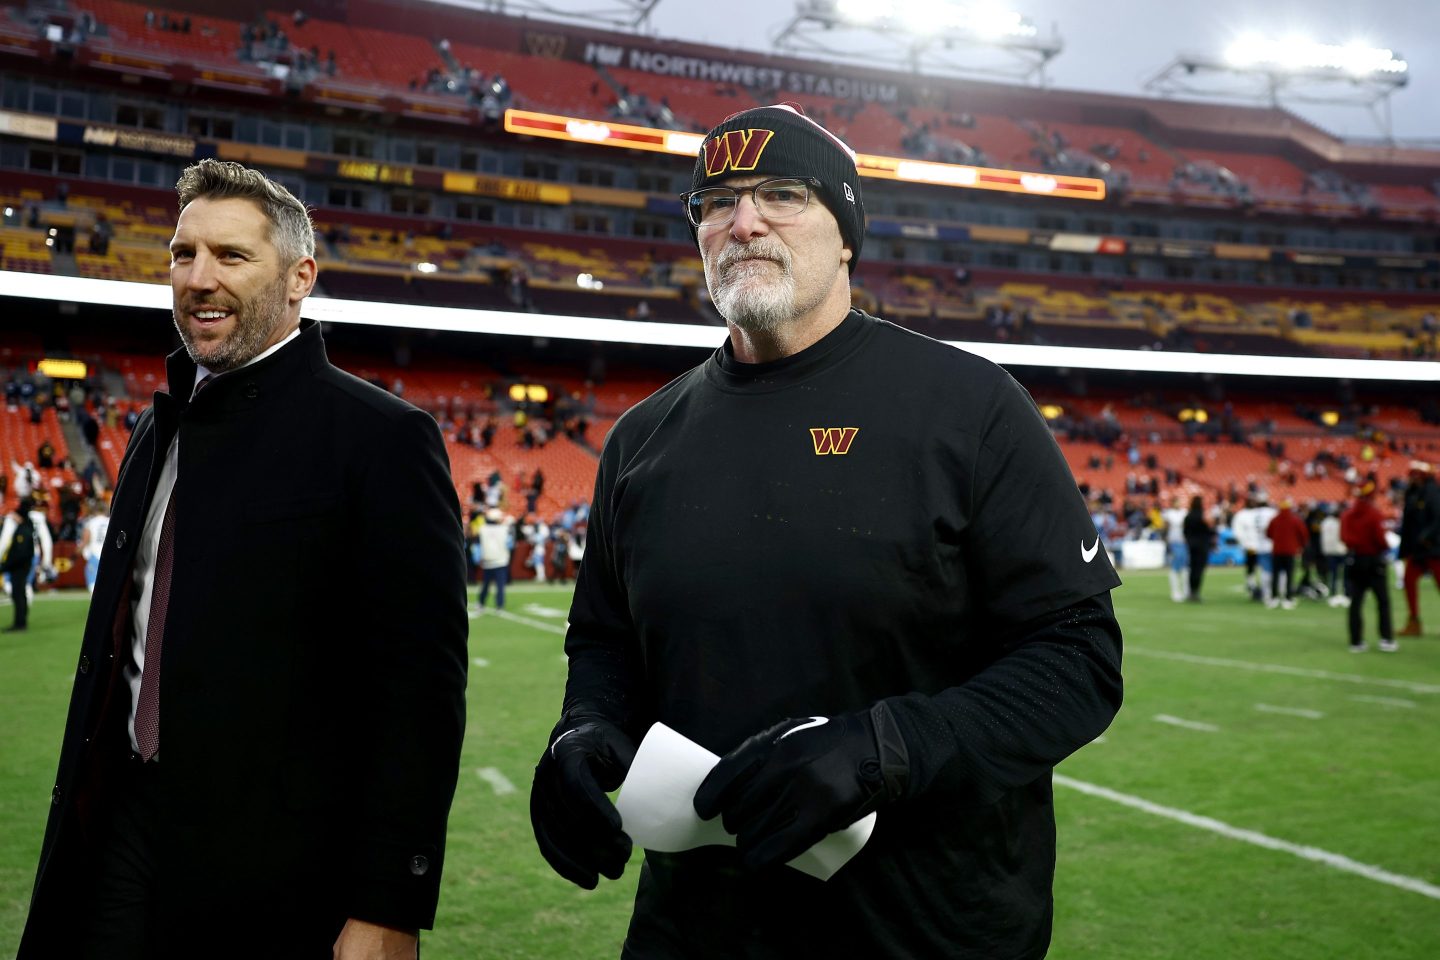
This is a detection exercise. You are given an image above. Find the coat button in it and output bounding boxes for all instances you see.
[115,530,127,549]
[51,786,61,806]
[409,855,429,876]
[243,383,259,399]
[78,656,91,675]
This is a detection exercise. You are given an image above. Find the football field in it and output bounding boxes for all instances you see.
[2,567,1437,958]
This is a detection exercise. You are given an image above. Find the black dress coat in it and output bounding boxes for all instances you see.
[19,320,469,957]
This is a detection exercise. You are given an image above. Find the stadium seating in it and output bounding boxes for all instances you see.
[0,227,54,275]
[80,0,241,65]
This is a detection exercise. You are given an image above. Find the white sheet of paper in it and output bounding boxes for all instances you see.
[615,722,875,881]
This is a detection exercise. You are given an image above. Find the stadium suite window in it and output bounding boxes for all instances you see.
[327,186,366,209]
[522,159,558,180]
[59,92,85,119]
[572,211,612,234]
[187,115,236,140]
[116,103,165,130]
[390,192,432,216]
[334,132,375,159]
[631,217,668,240]
[576,166,615,187]
[455,200,494,222]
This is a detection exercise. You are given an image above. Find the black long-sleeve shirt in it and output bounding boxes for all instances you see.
[562,310,1123,959]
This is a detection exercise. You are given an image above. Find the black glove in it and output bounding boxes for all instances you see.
[693,702,910,872]
[530,717,637,889]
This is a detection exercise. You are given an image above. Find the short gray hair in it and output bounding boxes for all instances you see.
[176,159,315,265]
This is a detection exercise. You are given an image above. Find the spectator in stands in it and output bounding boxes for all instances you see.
[1266,498,1309,609]
[1341,481,1396,652]
[36,440,54,470]
[477,508,514,610]
[11,459,38,499]
[1398,460,1440,636]
[89,212,113,256]
[18,160,466,960]
[530,103,1122,959]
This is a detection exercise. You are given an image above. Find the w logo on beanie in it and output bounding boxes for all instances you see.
[702,129,776,176]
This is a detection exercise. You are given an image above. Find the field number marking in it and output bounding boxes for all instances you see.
[1055,774,1440,901]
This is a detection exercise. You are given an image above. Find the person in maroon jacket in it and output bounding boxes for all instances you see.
[1341,481,1396,652]
[1266,499,1310,609]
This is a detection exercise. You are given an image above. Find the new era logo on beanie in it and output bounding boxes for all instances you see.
[688,102,866,272]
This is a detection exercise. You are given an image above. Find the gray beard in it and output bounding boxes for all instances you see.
[707,244,797,335]
[174,272,288,373]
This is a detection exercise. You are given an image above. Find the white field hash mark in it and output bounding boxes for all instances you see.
[1054,774,1440,901]
[476,768,517,795]
[489,608,568,636]
[1349,695,1417,708]
[1254,703,1324,719]
[1154,714,1219,732]
[1127,646,1440,695]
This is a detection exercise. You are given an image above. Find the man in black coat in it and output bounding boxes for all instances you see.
[18,160,469,959]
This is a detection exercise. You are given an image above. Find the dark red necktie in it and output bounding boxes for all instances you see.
[134,375,209,760]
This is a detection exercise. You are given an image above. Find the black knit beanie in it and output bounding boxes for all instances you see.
[687,102,865,273]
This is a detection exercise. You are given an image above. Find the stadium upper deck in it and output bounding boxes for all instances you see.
[1,0,1437,361]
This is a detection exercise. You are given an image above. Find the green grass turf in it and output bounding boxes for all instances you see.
[2,569,1438,958]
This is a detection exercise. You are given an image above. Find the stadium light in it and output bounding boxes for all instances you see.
[772,0,1061,85]
[4,270,1438,383]
[1148,32,1410,139]
[1223,36,1407,77]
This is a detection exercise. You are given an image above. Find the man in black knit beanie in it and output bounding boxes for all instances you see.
[531,102,1124,959]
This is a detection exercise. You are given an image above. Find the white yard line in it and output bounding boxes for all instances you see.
[1348,695,1417,709]
[476,767,517,795]
[471,657,490,667]
[1127,646,1440,695]
[1054,774,1440,901]
[488,608,568,636]
[1154,714,1219,732]
[1254,703,1324,719]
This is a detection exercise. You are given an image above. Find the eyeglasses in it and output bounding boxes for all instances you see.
[680,177,821,228]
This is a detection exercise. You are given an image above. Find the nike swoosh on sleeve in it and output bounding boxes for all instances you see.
[1081,538,1100,563]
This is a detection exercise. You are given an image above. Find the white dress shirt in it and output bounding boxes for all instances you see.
[126,329,300,755]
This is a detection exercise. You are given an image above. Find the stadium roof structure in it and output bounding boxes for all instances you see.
[769,0,1062,85]
[437,0,661,31]
[1146,38,1411,141]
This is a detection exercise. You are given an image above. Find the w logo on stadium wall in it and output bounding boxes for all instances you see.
[810,427,858,455]
[702,129,776,176]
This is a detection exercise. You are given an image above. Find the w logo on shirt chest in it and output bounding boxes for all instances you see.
[810,427,858,455]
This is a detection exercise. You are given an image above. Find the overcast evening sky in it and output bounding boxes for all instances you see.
[629,0,1440,144]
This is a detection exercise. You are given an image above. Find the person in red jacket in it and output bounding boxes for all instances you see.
[1341,481,1396,652]
[1266,498,1310,609]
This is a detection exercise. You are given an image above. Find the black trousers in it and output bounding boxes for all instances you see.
[7,568,29,626]
[76,752,384,959]
[1271,555,1297,600]
[80,753,163,960]
[1347,555,1393,646]
[1186,541,1209,597]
